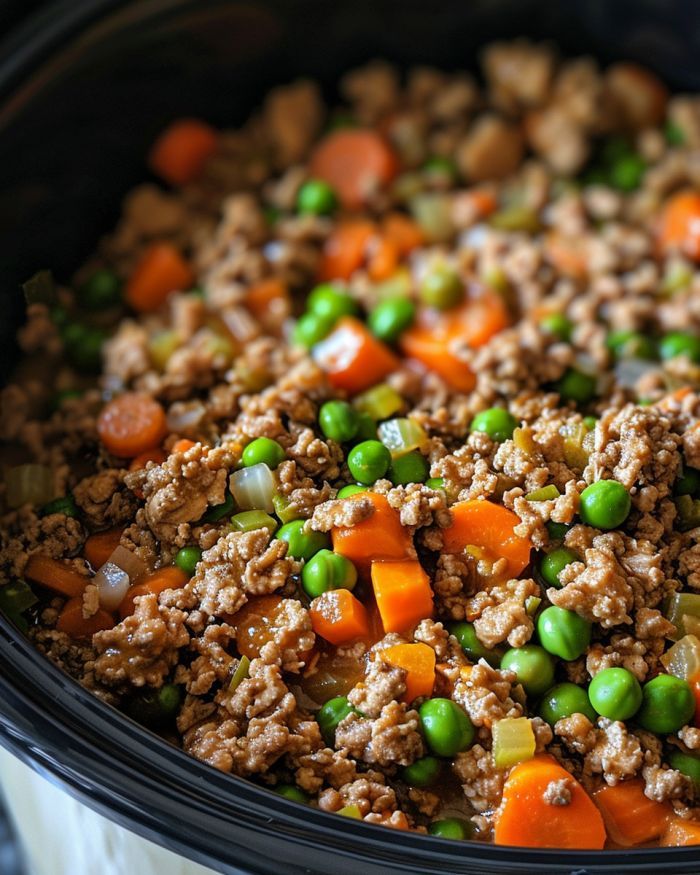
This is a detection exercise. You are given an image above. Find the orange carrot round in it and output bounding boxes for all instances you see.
[148,118,219,187]
[97,392,168,459]
[24,555,88,598]
[494,755,606,849]
[118,565,188,619]
[125,242,195,313]
[318,220,376,281]
[83,527,125,570]
[657,190,700,262]
[443,500,532,578]
[57,597,115,640]
[310,130,398,210]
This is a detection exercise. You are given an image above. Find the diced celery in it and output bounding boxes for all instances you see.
[661,634,700,681]
[337,803,362,819]
[377,417,428,458]
[374,267,412,300]
[666,592,700,639]
[204,332,235,364]
[492,717,536,769]
[512,427,536,456]
[489,205,541,233]
[525,596,541,616]
[480,264,509,294]
[272,494,301,524]
[230,510,278,534]
[560,422,591,469]
[409,192,454,243]
[148,330,180,371]
[229,655,250,691]
[353,384,404,422]
[526,485,560,502]
[660,261,693,297]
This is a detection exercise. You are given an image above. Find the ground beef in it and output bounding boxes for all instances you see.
[471,577,539,648]
[334,700,424,768]
[453,744,506,813]
[310,496,375,531]
[453,661,523,728]
[73,469,137,529]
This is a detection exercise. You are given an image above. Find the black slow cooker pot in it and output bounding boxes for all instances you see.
[1,1,700,872]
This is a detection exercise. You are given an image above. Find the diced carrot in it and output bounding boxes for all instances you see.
[309,589,370,645]
[170,438,197,454]
[450,291,510,348]
[443,500,532,578]
[83,527,125,570]
[380,642,436,702]
[381,213,424,255]
[592,779,671,846]
[310,129,398,210]
[660,817,700,847]
[312,316,399,394]
[129,447,167,472]
[318,220,376,281]
[332,492,413,573]
[118,566,188,619]
[373,811,411,831]
[366,235,399,282]
[544,232,589,280]
[148,118,219,187]
[125,242,195,313]
[400,323,476,393]
[494,755,606,849]
[245,278,289,323]
[468,187,498,219]
[97,392,168,459]
[56,596,114,640]
[657,190,700,262]
[24,555,88,598]
[371,559,434,634]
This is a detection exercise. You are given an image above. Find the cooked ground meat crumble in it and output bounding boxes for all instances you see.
[4,40,700,849]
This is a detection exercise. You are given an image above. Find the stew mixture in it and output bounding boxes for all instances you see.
[5,41,700,849]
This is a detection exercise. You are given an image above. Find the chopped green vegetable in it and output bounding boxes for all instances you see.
[231,510,278,534]
[492,717,536,769]
[229,655,250,691]
[353,384,403,421]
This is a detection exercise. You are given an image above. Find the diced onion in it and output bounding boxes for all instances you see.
[230,463,275,512]
[95,562,131,611]
[666,592,700,639]
[5,464,54,509]
[166,401,206,433]
[492,717,536,769]
[108,545,147,583]
[378,417,428,457]
[661,634,700,681]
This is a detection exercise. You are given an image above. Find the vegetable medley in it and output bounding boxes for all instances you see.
[7,40,700,849]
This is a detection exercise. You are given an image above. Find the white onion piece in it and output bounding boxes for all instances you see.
[95,563,130,611]
[166,401,206,433]
[613,357,660,389]
[221,306,258,342]
[107,545,147,582]
[230,463,275,512]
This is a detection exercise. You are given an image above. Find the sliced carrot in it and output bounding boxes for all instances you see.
[381,212,424,255]
[83,527,125,570]
[400,323,476,393]
[170,438,197,454]
[310,129,398,210]
[245,278,289,323]
[118,565,188,619]
[494,755,606,849]
[125,242,195,313]
[592,779,671,846]
[367,235,399,282]
[371,559,434,634]
[97,392,168,459]
[318,220,376,281]
[148,118,219,187]
[56,596,115,640]
[657,190,700,262]
[381,642,436,702]
[129,447,167,472]
[450,291,510,348]
[24,555,88,598]
[660,817,700,847]
[443,500,532,578]
[331,492,413,573]
[309,589,370,645]
[544,232,589,279]
[312,316,399,395]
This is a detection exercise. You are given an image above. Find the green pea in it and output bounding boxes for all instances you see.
[368,297,416,343]
[77,268,122,311]
[231,510,278,534]
[316,696,356,745]
[347,440,391,484]
[302,549,357,598]
[500,645,556,697]
[583,416,598,431]
[668,750,700,789]
[63,324,107,373]
[659,332,700,364]
[426,477,445,491]
[538,682,597,727]
[174,546,202,576]
[354,412,377,442]
[609,154,646,192]
[470,408,518,442]
[307,283,358,321]
[276,519,330,560]
[336,484,366,498]
[546,521,571,542]
[40,494,78,518]
[539,547,578,588]
[540,313,573,342]
[241,437,286,469]
[201,491,235,523]
[579,480,631,530]
[555,368,597,404]
[637,674,695,734]
[588,667,643,721]
[292,312,335,348]
[318,400,360,443]
[388,450,429,486]
[274,784,309,803]
[427,818,474,840]
[423,155,458,183]
[606,330,656,361]
[675,466,700,497]
[419,698,475,757]
[296,179,337,215]
[127,683,182,727]
[400,755,442,788]
[419,266,463,310]
[665,121,685,146]
[448,621,503,667]
[537,605,591,661]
